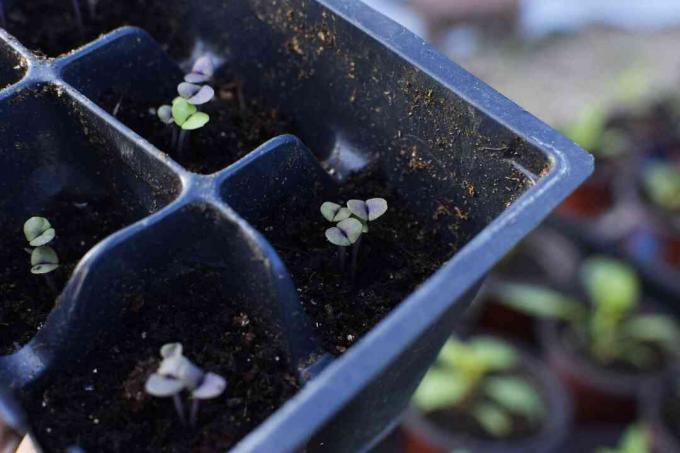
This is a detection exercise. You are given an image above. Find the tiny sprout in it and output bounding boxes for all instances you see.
[24,217,55,247]
[171,97,210,131]
[157,105,173,125]
[31,246,59,275]
[177,82,215,105]
[24,217,59,278]
[325,218,363,247]
[145,342,226,426]
[184,56,214,84]
[321,202,351,222]
[347,198,388,232]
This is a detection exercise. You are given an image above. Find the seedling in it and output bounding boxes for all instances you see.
[596,423,650,453]
[157,57,215,158]
[346,198,388,233]
[24,217,60,294]
[322,198,388,280]
[642,161,680,214]
[185,56,214,84]
[413,336,544,438]
[495,257,680,369]
[145,343,226,427]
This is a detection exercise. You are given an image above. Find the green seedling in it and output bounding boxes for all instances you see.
[145,343,226,427]
[413,336,544,439]
[24,216,60,293]
[642,161,680,214]
[596,423,650,453]
[495,256,680,369]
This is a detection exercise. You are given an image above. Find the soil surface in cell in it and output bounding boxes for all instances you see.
[0,195,139,354]
[2,0,190,57]
[27,267,298,452]
[253,168,458,354]
[100,73,293,174]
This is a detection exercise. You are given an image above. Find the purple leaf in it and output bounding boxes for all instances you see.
[192,372,227,399]
[347,200,369,221]
[191,56,214,78]
[145,374,184,397]
[366,198,388,221]
[178,82,214,105]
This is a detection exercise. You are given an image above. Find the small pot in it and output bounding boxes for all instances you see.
[539,319,668,423]
[474,228,582,345]
[401,345,572,453]
[640,374,680,453]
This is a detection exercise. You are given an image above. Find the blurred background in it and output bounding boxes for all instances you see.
[364,1,680,452]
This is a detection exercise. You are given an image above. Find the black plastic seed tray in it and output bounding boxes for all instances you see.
[0,0,592,451]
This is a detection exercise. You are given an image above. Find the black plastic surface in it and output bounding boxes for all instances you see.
[0,1,592,451]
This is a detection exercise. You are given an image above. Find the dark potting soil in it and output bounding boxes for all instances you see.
[2,0,190,58]
[426,371,543,442]
[253,169,457,354]
[27,267,299,452]
[99,77,293,174]
[0,195,139,354]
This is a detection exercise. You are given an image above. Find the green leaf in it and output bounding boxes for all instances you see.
[412,369,469,412]
[642,162,680,212]
[24,217,52,244]
[172,97,197,126]
[30,245,59,274]
[563,105,606,153]
[622,314,680,353]
[494,283,585,321]
[471,402,512,438]
[320,202,350,222]
[468,336,518,371]
[182,112,210,130]
[483,376,544,423]
[596,423,650,453]
[582,257,640,315]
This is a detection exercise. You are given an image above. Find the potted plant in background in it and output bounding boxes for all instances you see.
[494,256,680,422]
[402,335,571,453]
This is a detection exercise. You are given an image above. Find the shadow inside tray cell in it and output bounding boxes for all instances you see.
[220,136,461,354]
[21,203,303,451]
[62,27,296,175]
[0,0,193,58]
[0,41,26,90]
[0,84,181,355]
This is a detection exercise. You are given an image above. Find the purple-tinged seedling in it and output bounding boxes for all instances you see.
[178,82,215,106]
[184,56,214,84]
[325,218,363,247]
[347,198,388,233]
[325,217,363,277]
[145,343,227,427]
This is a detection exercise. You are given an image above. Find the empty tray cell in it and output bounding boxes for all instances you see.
[219,136,454,354]
[62,27,296,174]
[0,39,26,90]
[0,84,182,355]
[23,202,304,451]
[0,0,191,58]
